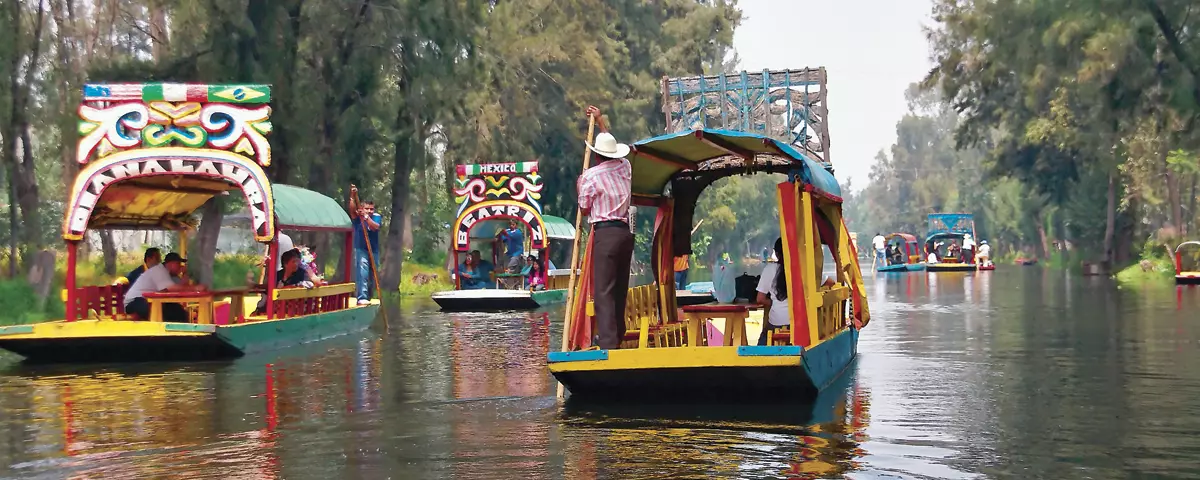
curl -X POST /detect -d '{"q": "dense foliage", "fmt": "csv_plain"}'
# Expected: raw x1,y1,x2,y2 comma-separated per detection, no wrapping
849,0,1199,268
0,0,741,289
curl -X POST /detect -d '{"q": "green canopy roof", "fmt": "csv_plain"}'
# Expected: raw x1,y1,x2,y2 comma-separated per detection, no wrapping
542,215,575,240
273,183,352,231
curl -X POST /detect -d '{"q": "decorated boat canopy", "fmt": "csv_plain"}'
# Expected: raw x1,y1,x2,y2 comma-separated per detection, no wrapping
925,213,975,243
65,83,276,243
627,128,841,200
452,161,548,252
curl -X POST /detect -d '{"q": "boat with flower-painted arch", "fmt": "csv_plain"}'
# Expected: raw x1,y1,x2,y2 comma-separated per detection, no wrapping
0,82,378,362
431,161,581,311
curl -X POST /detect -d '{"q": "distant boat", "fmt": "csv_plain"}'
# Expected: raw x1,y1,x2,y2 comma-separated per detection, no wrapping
1175,241,1200,285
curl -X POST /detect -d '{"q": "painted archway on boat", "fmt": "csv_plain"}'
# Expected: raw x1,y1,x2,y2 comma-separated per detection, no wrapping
62,147,275,242
452,200,548,252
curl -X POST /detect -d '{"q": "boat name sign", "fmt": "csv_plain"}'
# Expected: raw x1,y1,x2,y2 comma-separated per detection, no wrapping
455,202,545,251
67,156,271,239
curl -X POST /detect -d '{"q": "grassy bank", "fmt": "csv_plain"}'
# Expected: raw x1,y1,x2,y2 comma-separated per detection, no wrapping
1115,257,1175,286
397,262,453,297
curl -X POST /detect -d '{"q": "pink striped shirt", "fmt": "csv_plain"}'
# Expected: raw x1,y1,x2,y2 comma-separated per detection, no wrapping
577,158,632,224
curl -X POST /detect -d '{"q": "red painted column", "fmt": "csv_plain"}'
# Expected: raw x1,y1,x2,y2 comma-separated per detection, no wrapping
344,232,354,283
266,239,279,320
66,241,78,321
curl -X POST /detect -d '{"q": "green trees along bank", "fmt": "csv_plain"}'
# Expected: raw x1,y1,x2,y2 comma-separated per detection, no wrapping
0,0,740,291
848,0,1199,278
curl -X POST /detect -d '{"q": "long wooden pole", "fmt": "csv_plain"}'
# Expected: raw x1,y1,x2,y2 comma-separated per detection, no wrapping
558,113,597,400
351,185,389,331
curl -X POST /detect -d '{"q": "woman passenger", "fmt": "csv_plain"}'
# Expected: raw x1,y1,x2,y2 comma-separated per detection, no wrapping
756,238,791,346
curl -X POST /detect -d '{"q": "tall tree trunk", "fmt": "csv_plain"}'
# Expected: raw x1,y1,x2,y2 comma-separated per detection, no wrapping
149,0,169,59
381,111,418,291
1189,172,1198,235
194,197,225,286
100,230,117,276
1103,173,1117,266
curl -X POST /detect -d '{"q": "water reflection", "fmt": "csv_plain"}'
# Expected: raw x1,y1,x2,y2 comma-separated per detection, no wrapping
558,364,871,479
0,335,386,478
1,273,1200,478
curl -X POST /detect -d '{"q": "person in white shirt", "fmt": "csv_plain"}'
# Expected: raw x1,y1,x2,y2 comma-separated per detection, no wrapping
977,240,992,266
871,233,886,263
928,251,939,264
124,252,207,321
962,234,976,264
275,231,293,271
756,238,792,346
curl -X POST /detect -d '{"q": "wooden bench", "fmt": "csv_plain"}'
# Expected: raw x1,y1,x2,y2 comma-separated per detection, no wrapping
65,285,136,321
585,284,685,349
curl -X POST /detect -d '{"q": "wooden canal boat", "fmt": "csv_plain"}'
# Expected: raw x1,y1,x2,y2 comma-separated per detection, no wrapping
925,213,980,272
0,83,378,362
876,233,926,272
1176,241,1200,285
549,68,870,402
430,162,577,311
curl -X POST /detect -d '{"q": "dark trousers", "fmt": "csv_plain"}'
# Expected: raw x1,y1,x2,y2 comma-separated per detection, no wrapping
674,269,688,290
757,322,785,346
126,297,189,322
593,223,634,349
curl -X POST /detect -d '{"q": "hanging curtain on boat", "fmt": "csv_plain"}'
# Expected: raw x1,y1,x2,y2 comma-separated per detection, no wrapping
566,227,597,350
651,199,677,324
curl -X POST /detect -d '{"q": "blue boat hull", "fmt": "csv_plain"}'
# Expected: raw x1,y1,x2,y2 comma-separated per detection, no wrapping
877,263,925,272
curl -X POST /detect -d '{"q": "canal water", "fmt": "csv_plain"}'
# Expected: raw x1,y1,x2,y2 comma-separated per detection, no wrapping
1,268,1199,479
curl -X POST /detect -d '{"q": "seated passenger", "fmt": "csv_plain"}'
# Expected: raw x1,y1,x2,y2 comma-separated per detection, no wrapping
124,252,205,321
756,238,790,346
527,255,546,291
474,251,495,288
458,253,486,290
122,248,163,291
253,249,315,315
928,251,938,263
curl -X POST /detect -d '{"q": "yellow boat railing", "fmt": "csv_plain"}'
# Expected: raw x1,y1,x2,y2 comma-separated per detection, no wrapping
583,282,853,349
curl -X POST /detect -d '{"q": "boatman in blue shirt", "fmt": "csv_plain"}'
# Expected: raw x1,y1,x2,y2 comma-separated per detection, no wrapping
495,219,525,272
349,185,383,305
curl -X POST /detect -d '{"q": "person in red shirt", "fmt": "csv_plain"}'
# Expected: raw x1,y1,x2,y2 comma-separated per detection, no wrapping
578,106,634,349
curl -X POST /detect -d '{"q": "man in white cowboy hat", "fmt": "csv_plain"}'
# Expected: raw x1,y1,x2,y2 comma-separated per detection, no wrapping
578,105,633,350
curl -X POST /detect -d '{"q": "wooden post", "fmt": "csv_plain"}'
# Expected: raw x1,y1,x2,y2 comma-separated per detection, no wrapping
559,112,598,400
453,250,461,289
66,241,78,322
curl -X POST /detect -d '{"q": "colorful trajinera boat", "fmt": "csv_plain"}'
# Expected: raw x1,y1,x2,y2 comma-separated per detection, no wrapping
549,68,870,401
876,233,926,272
430,162,577,311
1176,241,1200,284
0,83,378,362
925,213,980,272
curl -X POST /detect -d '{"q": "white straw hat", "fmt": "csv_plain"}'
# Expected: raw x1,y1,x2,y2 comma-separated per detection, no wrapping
585,132,631,159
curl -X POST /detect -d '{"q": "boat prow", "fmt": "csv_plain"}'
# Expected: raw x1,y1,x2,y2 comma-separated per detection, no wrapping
0,303,379,363
431,288,565,311
1177,272,1200,285
927,263,978,272
877,263,925,272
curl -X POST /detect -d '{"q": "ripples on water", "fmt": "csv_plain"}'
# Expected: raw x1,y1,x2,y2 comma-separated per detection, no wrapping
2,269,1200,478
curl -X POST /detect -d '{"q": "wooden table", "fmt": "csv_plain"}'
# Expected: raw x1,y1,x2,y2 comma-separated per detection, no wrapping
679,304,758,347
143,291,214,324
210,288,251,324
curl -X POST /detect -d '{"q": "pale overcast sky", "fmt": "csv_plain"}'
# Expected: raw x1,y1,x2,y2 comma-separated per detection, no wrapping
732,0,934,190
